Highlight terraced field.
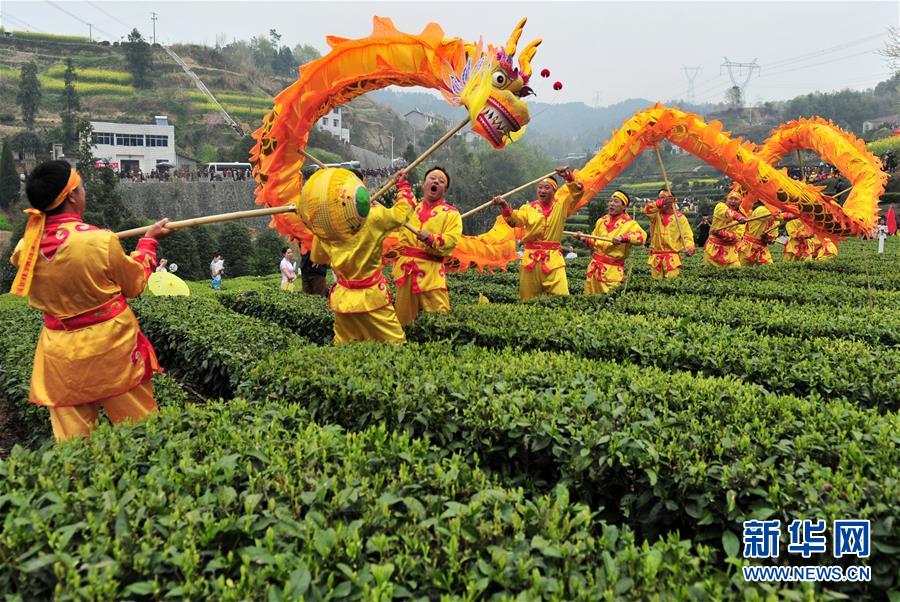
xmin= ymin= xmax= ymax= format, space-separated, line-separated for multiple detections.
xmin=0 ymin=238 xmax=897 ymax=600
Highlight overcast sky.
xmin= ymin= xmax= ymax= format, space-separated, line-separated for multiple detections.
xmin=2 ymin=1 xmax=897 ymax=106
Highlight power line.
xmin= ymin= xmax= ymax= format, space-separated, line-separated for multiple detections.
xmin=0 ymin=11 xmax=36 ymax=30
xmin=45 ymin=0 xmax=116 ymax=39
xmin=682 ymin=65 xmax=701 ymax=103
xmin=764 ymin=32 xmax=887 ymax=70
xmin=84 ymin=1 xmax=131 ymax=30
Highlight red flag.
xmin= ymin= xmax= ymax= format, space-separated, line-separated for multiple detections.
xmin=887 ymin=206 xmax=897 ymax=235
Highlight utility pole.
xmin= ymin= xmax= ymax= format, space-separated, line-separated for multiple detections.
xmin=88 ymin=23 xmax=92 ymax=42
xmin=720 ymin=57 xmax=760 ymax=108
xmin=151 ymin=12 xmax=157 ymax=45
xmin=682 ymin=65 xmax=700 ymax=104
xmin=388 ymin=131 xmax=394 ymax=167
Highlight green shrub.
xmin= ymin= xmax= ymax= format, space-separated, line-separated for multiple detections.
xmin=0 ymin=399 xmax=799 ymax=600
xmin=45 ymin=65 xmax=132 ymax=84
xmin=130 ymin=296 xmax=302 ymax=399
xmin=219 ymin=290 xmax=333 ymax=344
xmin=241 ymin=341 xmax=899 ymax=594
xmin=10 ymin=31 xmax=90 ymax=43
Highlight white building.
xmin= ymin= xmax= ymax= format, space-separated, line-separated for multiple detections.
xmin=316 ymin=106 xmax=350 ymax=143
xmin=89 ymin=116 xmax=176 ymax=174
xmin=403 ymin=108 xmax=448 ymax=132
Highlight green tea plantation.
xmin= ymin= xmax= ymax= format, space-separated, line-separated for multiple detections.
xmin=0 ymin=238 xmax=897 ymax=601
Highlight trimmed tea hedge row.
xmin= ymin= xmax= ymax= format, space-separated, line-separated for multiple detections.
xmin=240 ymin=341 xmax=899 ymax=593
xmin=218 ymin=290 xmax=333 ymax=343
xmin=222 ymin=291 xmax=899 ymax=409
xmin=407 ymin=305 xmax=899 ymax=409
xmin=130 ymin=297 xmax=302 ymax=399
xmin=0 ymin=299 xmax=48 ymax=446
xmin=0 ymin=400 xmax=779 ymax=600
xmin=533 ymin=291 xmax=900 ymax=347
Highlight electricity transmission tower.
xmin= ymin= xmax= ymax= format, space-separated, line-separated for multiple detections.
xmin=682 ymin=65 xmax=701 ymax=103
xmin=720 ymin=57 xmax=760 ymax=107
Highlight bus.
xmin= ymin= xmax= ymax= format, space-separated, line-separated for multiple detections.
xmin=206 ymin=162 xmax=252 ymax=174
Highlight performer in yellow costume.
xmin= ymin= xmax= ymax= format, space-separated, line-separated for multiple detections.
xmin=311 ymin=173 xmax=416 ymax=344
xmin=491 ymin=166 xmax=584 ymax=301
xmin=10 ymin=161 xmax=173 ymax=441
xmin=391 ymin=167 xmax=462 ymax=324
xmin=643 ymin=190 xmax=695 ymax=278
xmin=577 ymin=190 xmax=646 ymax=294
xmin=783 ymin=218 xmax=818 ymax=262
xmin=814 ymin=235 xmax=839 ymax=260
xmin=738 ymin=207 xmax=787 ymax=266
xmin=703 ymin=191 xmax=747 ymax=268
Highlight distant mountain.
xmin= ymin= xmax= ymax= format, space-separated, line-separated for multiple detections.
xmin=368 ymin=89 xmax=715 ymax=158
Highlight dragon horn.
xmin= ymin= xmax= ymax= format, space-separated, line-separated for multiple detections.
xmin=518 ymin=38 xmax=542 ymax=78
xmin=505 ymin=17 xmax=527 ymax=56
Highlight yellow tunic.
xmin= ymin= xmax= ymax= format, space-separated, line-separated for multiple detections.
xmin=391 ymin=198 xmax=462 ymax=324
xmin=643 ymin=199 xmax=695 ymax=278
xmin=814 ymin=236 xmax=838 ymax=260
xmin=739 ymin=206 xmax=780 ymax=266
xmin=783 ymin=219 xmax=818 ymax=262
xmin=503 ymin=182 xmax=584 ymax=300
xmin=312 ymin=184 xmax=416 ymax=343
xmin=703 ymin=202 xmax=747 ymax=268
xmin=10 ymin=214 xmax=160 ymax=409
xmin=583 ymin=213 xmax=646 ymax=295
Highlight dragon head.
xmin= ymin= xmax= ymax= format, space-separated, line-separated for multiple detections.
xmin=466 ymin=18 xmax=540 ymax=149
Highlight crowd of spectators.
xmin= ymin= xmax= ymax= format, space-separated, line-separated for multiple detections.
xmin=113 ymin=167 xmax=253 ymax=182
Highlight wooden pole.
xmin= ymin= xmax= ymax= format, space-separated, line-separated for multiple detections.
xmin=710 ymin=213 xmax=771 ymax=235
xmin=300 ymin=148 xmax=328 ymax=170
xmin=563 ymin=230 xmax=613 ymax=243
xmin=796 ymin=150 xmax=804 ymax=180
xmin=116 ymin=205 xmax=297 ymax=239
xmin=369 ymin=117 xmax=470 ymax=204
xmin=832 ymin=186 xmax=852 ymax=199
xmin=460 ymin=170 xmax=558 ymax=219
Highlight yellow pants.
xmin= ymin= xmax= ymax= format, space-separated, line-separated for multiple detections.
xmin=333 ymin=305 xmax=406 ymax=344
xmin=584 ymin=263 xmax=625 ymax=295
xmin=702 ymin=243 xmax=741 ymax=268
xmin=650 ymin=266 xmax=682 ymax=279
xmin=48 ymin=381 xmax=157 ymax=441
xmin=394 ymin=282 xmax=450 ymax=325
xmin=280 ymin=281 xmax=295 ymax=292
xmin=520 ymin=267 xmax=568 ymax=302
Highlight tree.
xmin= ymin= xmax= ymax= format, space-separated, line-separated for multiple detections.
xmin=83 ymin=167 xmax=129 ymax=230
xmin=292 ymin=44 xmax=321 ymax=66
xmin=16 ymin=63 xmax=42 ymax=129
xmin=273 ymin=46 xmax=297 ymax=77
xmin=196 ymin=143 xmax=218 ymax=164
xmin=124 ymin=29 xmax=153 ymax=88
xmin=61 ymin=59 xmax=80 ymax=148
xmin=0 ymin=219 xmax=27 ymax=293
xmin=878 ymin=26 xmax=899 ymax=75
xmin=725 ymin=86 xmax=742 ymax=108
xmin=252 ymin=229 xmax=286 ymax=275
xmin=0 ymin=139 xmax=20 ymax=211
xmin=217 ymin=223 xmax=254 ymax=277
xmin=158 ymin=229 xmax=201 ymax=280
xmin=192 ymin=225 xmax=219 ymax=269
xmin=74 ymin=119 xmax=95 ymax=183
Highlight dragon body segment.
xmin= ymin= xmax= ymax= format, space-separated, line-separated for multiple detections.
xmin=251 ymin=17 xmax=539 ymax=269
xmin=575 ymin=106 xmax=884 ymax=237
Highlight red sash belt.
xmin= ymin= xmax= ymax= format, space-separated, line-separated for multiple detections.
xmin=336 ymin=271 xmax=385 ymax=290
xmin=44 ymin=295 xmax=128 ymax=331
xmin=591 ymin=254 xmax=624 ymax=267
xmin=649 ymin=250 xmax=679 ymax=272
xmin=524 ymin=241 xmax=561 ymax=251
xmin=400 ymin=247 xmax=442 ymax=262
xmin=587 ymin=254 xmax=624 ymax=281
xmin=743 ymin=236 xmax=765 ymax=246
xmin=708 ymin=234 xmax=737 ymax=246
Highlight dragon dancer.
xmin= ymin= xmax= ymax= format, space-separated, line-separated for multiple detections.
xmin=643 ymin=190 xmax=695 ymax=279
xmin=783 ymin=217 xmax=819 ymax=262
xmin=9 ymin=161 xmax=172 ymax=441
xmin=703 ymin=191 xmax=747 ymax=268
xmin=738 ymin=207 xmax=788 ymax=266
xmin=310 ymin=173 xmax=416 ymax=344
xmin=390 ymin=167 xmax=462 ymax=325
xmin=577 ymin=190 xmax=646 ymax=294
xmin=814 ymin=235 xmax=839 ymax=260
xmin=491 ymin=166 xmax=585 ymax=301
